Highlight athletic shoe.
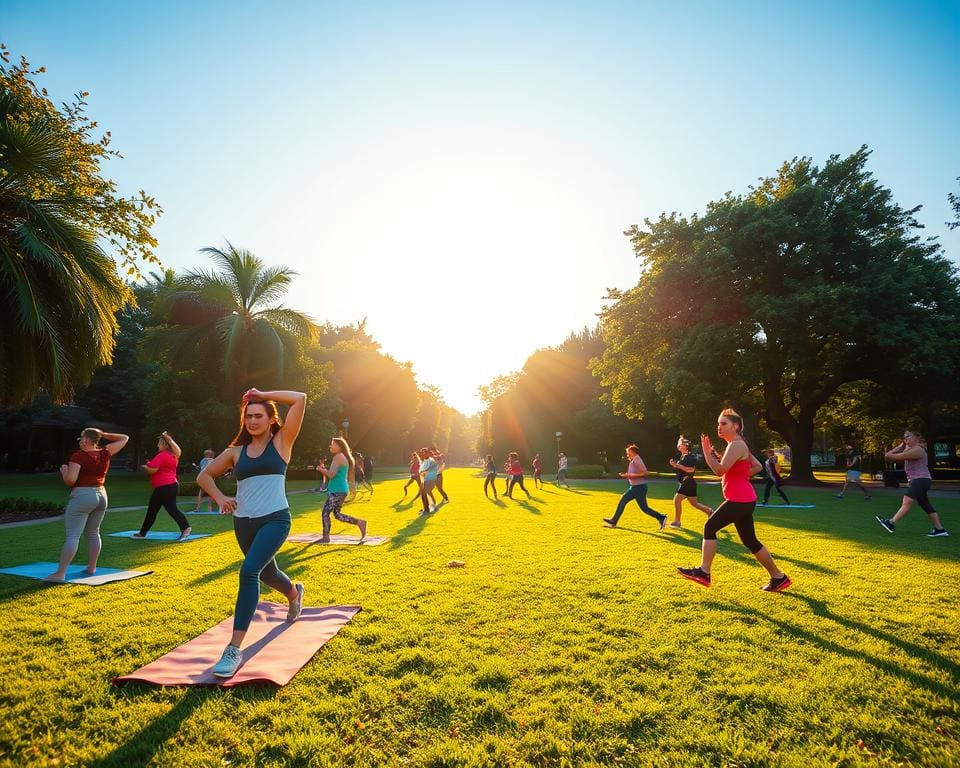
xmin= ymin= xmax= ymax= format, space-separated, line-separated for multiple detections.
xmin=927 ymin=529 xmax=950 ymax=538
xmin=176 ymin=526 xmax=192 ymax=542
xmin=658 ymin=514 xmax=667 ymax=531
xmin=876 ymin=516 xmax=895 ymax=534
xmin=602 ymin=517 xmax=617 ymax=528
xmin=835 ymin=494 xmax=844 ymax=500
xmin=287 ymin=582 xmax=304 ymax=622
xmin=677 ymin=566 xmax=711 ymax=587
xmin=212 ymin=645 xmax=243 ymax=678
xmin=864 ymin=496 xmax=872 ymax=501
xmin=131 ymin=533 xmax=146 ymax=539
xmin=761 ymin=574 xmax=792 ymax=592
xmin=668 ymin=522 xmax=682 ymax=529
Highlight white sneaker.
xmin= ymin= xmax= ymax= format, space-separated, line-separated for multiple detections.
xmin=212 ymin=645 xmax=243 ymax=678
xmin=177 ymin=526 xmax=192 ymax=542
xmin=287 ymin=582 xmax=304 ymax=622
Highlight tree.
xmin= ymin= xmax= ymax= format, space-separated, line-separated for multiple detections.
xmin=948 ymin=177 xmax=960 ymax=231
xmin=147 ymin=243 xmax=315 ymax=398
xmin=0 ymin=49 xmax=161 ymax=404
xmin=593 ymin=147 xmax=960 ymax=482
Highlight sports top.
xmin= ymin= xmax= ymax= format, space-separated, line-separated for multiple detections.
xmin=722 ymin=458 xmax=757 ymax=503
xmin=327 ymin=461 xmax=349 ymax=494
xmin=234 ymin=439 xmax=289 ymax=518
xmin=904 ymin=452 xmax=931 ymax=482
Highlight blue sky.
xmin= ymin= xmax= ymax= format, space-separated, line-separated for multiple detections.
xmin=6 ymin=0 xmax=959 ymax=414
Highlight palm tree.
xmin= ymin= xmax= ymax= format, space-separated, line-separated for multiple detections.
xmin=148 ymin=243 xmax=316 ymax=395
xmin=0 ymin=78 xmax=129 ymax=404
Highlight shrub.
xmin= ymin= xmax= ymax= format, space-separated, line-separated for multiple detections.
xmin=565 ymin=464 xmax=606 ymax=479
xmin=0 ymin=497 xmax=64 ymax=523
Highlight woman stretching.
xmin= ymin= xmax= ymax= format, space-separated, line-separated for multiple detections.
xmin=506 ymin=452 xmax=532 ymax=499
xmin=678 ymin=409 xmax=792 ymax=591
xmin=876 ymin=430 xmax=949 ymax=537
xmin=197 ymin=388 xmax=308 ymax=679
xmin=134 ymin=431 xmax=191 ymax=541
xmin=604 ymin=444 xmax=666 ymax=529
xmin=45 ymin=428 xmax=128 ymax=581
xmin=668 ymin=436 xmax=713 ymax=528
xmin=483 ymin=454 xmax=498 ymax=499
xmin=316 ymin=437 xmax=368 ymax=542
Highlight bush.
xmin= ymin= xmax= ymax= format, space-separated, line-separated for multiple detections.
xmin=565 ymin=464 xmax=606 ymax=479
xmin=0 ymin=497 xmax=64 ymax=523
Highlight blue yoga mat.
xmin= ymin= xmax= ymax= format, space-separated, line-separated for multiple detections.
xmin=109 ymin=530 xmax=212 ymax=541
xmin=0 ymin=562 xmax=153 ymax=585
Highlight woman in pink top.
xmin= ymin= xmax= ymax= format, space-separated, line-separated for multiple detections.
xmin=678 ymin=408 xmax=791 ymax=591
xmin=603 ymin=444 xmax=667 ymax=529
xmin=876 ymin=430 xmax=948 ymax=537
xmin=134 ymin=431 xmax=192 ymax=540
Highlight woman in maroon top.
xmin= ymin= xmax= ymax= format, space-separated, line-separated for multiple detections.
xmin=45 ymin=427 xmax=129 ymax=581
xmin=134 ymin=431 xmax=191 ymax=540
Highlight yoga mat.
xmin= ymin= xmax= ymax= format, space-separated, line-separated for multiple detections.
xmin=287 ymin=533 xmax=388 ymax=546
xmin=113 ymin=602 xmax=361 ymax=687
xmin=109 ymin=530 xmax=211 ymax=541
xmin=755 ymin=504 xmax=815 ymax=509
xmin=0 ymin=562 xmax=153 ymax=585
xmin=186 ymin=510 xmax=223 ymax=516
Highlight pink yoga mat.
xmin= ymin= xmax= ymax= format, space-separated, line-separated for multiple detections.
xmin=112 ymin=602 xmax=360 ymax=687
xmin=287 ymin=533 xmax=388 ymax=546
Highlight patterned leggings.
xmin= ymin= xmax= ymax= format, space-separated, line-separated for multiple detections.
xmin=322 ymin=492 xmax=360 ymax=536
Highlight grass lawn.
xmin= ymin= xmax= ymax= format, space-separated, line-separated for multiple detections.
xmin=0 ymin=470 xmax=957 ymax=767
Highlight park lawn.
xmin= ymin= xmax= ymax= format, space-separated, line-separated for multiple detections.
xmin=0 ymin=474 xmax=319 ymax=509
xmin=0 ymin=470 xmax=957 ymax=768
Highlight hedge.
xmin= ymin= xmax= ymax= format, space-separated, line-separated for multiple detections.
xmin=565 ymin=464 xmax=606 ymax=479
xmin=0 ymin=497 xmax=64 ymax=524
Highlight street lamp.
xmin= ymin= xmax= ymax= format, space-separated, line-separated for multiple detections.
xmin=555 ymin=431 xmax=562 ymax=455
xmin=341 ymin=418 xmax=350 ymax=439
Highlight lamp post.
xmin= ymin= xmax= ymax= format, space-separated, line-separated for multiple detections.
xmin=555 ymin=431 xmax=562 ymax=456
xmin=341 ymin=418 xmax=350 ymax=440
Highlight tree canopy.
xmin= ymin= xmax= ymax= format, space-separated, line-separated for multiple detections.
xmin=593 ymin=147 xmax=960 ymax=481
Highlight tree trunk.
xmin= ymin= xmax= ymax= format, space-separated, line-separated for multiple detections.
xmin=762 ymin=386 xmax=819 ymax=484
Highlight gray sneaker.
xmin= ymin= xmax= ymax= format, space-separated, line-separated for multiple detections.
xmin=927 ymin=529 xmax=949 ymax=538
xmin=212 ymin=645 xmax=243 ymax=678
xmin=287 ymin=582 xmax=304 ymax=622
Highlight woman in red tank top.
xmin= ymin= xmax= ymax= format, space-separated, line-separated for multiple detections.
xmin=677 ymin=408 xmax=792 ymax=592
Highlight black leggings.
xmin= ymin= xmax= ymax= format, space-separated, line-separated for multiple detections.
xmin=436 ymin=472 xmax=449 ymax=501
xmin=703 ymin=500 xmax=763 ymax=553
xmin=507 ymin=475 xmax=529 ymax=496
xmin=906 ymin=478 xmax=937 ymax=515
xmin=139 ymin=482 xmax=189 ymax=534
xmin=762 ymin=477 xmax=789 ymax=504
xmin=483 ymin=473 xmax=498 ymax=497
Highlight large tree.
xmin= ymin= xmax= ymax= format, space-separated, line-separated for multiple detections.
xmin=0 ymin=49 xmax=161 ymax=404
xmin=593 ymin=147 xmax=960 ymax=482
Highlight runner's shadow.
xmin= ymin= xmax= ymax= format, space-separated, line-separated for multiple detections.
xmin=487 ymin=498 xmax=507 ymax=508
xmin=391 ymin=499 xmax=418 ymax=511
xmin=389 ymin=512 xmax=430 ymax=549
xmin=515 ymin=500 xmax=541 ymax=515
xmin=707 ymin=599 xmax=958 ymax=696
xmin=186 ymin=558 xmax=243 ymax=587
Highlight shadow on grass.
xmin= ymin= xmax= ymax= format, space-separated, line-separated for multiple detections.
xmin=708 ymin=598 xmax=959 ymax=696
xmin=388 ymin=512 xmax=430 ymax=550
xmin=391 ymin=498 xmax=419 ymax=511
xmin=94 ymin=685 xmax=277 ymax=768
xmin=486 ymin=498 xmax=507 ymax=508
xmin=186 ymin=558 xmax=243 ymax=588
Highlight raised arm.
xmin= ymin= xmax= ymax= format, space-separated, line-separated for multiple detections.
xmin=161 ymin=431 xmax=182 ymax=459
xmin=701 ymin=435 xmax=750 ymax=475
xmin=99 ymin=431 xmax=130 ymax=457
xmin=243 ymin=388 xmax=306 ymax=459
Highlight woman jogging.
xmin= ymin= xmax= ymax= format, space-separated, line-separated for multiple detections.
xmin=556 ymin=452 xmax=569 ymax=488
xmin=197 ymin=388 xmax=309 ymax=679
xmin=134 ymin=431 xmax=191 ymax=540
xmin=836 ymin=443 xmax=871 ymax=501
xmin=316 ymin=438 xmax=368 ymax=541
xmin=45 ymin=428 xmax=128 ymax=582
xmin=876 ymin=430 xmax=949 ymax=537
xmin=678 ymin=408 xmax=792 ymax=591
xmin=506 ymin=452 xmax=531 ymax=499
xmin=402 ymin=451 xmax=422 ymax=497
xmin=760 ymin=449 xmax=790 ymax=506
xmin=603 ymin=444 xmax=667 ymax=530
xmin=483 ymin=454 xmax=498 ymax=499
xmin=667 ymin=436 xmax=713 ymax=528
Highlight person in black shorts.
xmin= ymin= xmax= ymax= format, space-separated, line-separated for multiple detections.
xmin=759 ymin=449 xmax=790 ymax=505
xmin=836 ymin=443 xmax=871 ymax=500
xmin=667 ymin=436 xmax=713 ymax=528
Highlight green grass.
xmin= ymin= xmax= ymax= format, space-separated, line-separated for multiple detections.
xmin=0 ymin=470 xmax=957 ymax=767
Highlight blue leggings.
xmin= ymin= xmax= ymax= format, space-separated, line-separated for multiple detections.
xmin=232 ymin=509 xmax=293 ymax=632
xmin=610 ymin=484 xmax=660 ymax=525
